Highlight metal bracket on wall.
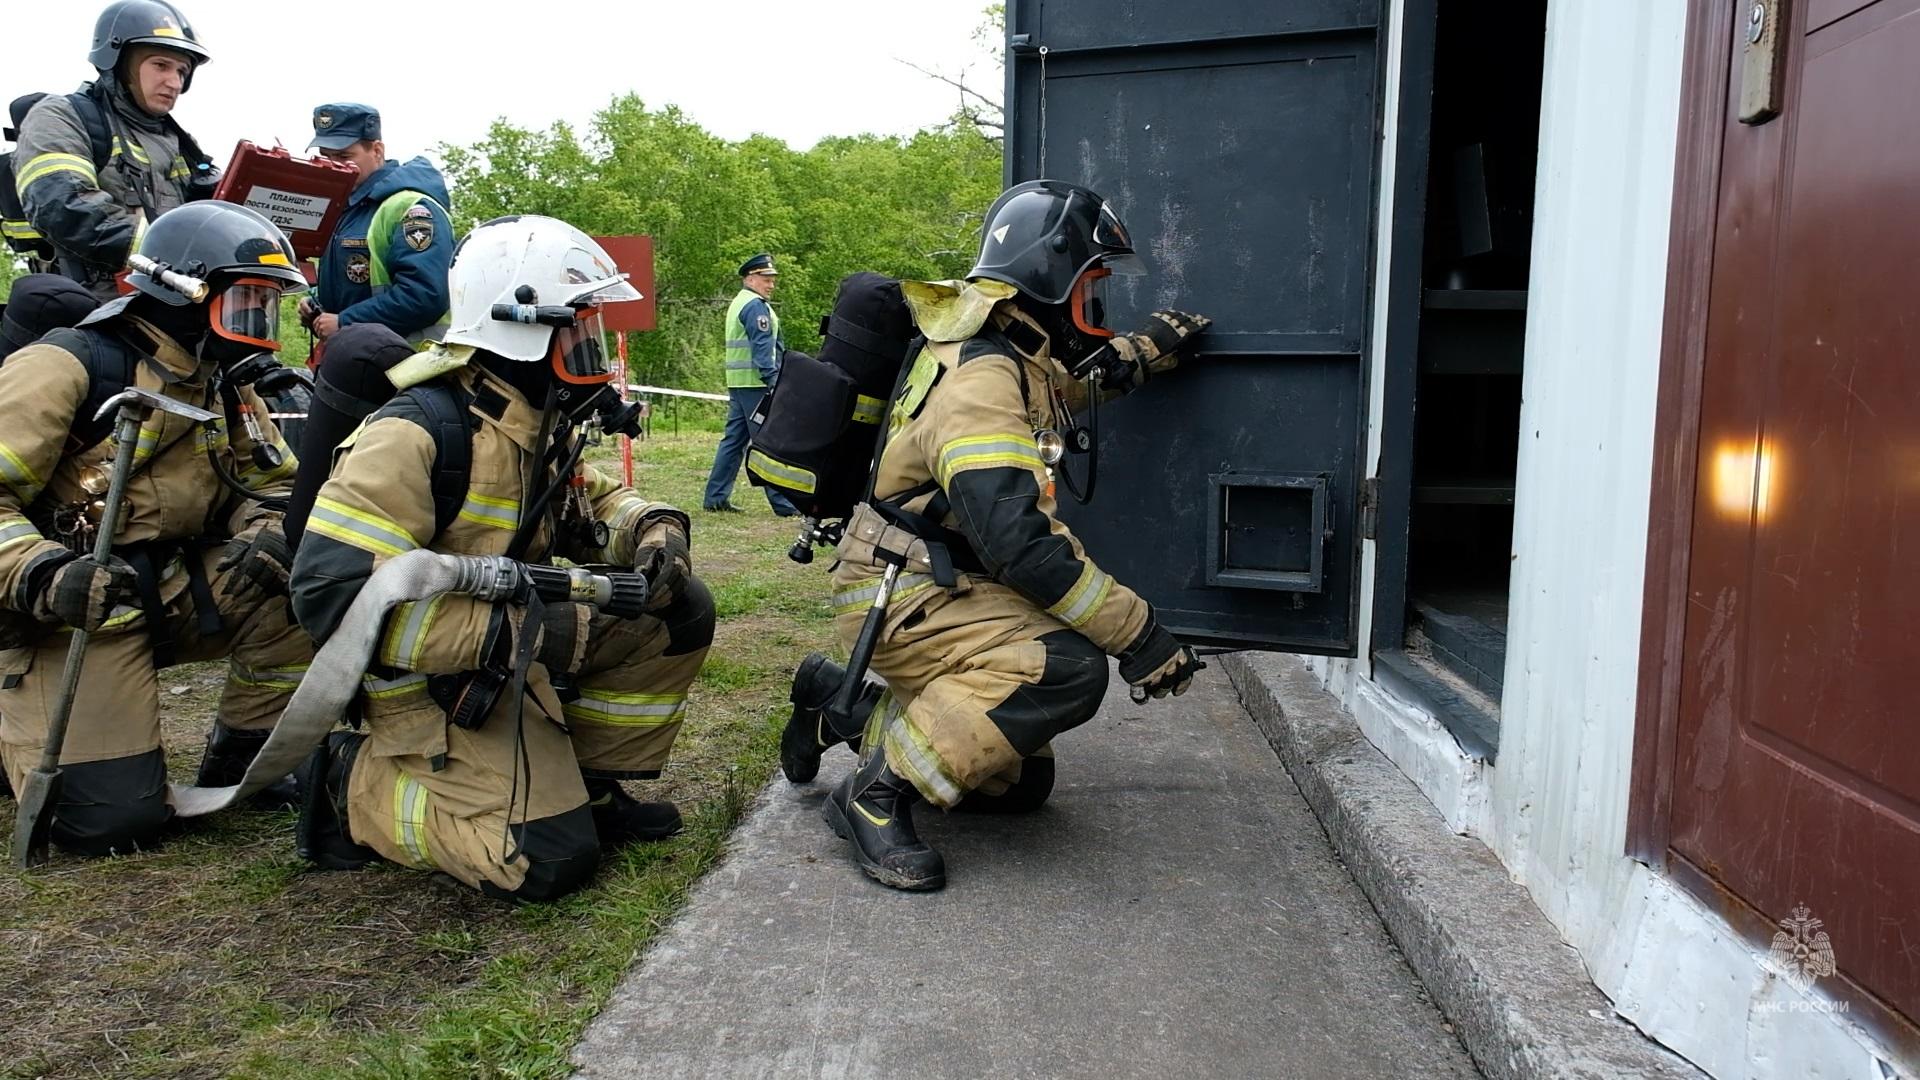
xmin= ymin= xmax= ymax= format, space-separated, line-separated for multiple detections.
xmin=1359 ymin=475 xmax=1380 ymax=540
xmin=1739 ymin=0 xmax=1790 ymax=124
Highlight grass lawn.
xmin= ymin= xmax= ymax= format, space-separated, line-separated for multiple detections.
xmin=0 ymin=424 xmax=836 ymax=1078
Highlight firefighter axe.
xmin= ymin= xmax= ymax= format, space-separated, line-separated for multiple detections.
xmin=13 ymin=388 xmax=217 ymax=867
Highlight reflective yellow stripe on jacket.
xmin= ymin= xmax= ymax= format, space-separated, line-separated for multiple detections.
xmin=14 ymin=152 xmax=97 ymax=193
xmin=934 ymin=434 xmax=1045 ymax=488
xmin=307 ymin=496 xmax=419 ymax=557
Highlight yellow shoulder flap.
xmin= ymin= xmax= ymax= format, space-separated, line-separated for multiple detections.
xmin=385 ymin=343 xmax=475 ymax=391
xmin=900 ymin=278 xmax=1018 ymax=343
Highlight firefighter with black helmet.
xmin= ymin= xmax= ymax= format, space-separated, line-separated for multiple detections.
xmin=786 ymin=179 xmax=1211 ymax=891
xmin=11 ymin=0 xmax=219 ymax=300
xmin=0 ymin=200 xmax=311 ymax=856
xmin=288 ymin=216 xmax=715 ymax=903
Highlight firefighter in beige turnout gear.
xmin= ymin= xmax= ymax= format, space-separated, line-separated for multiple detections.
xmin=289 ymin=216 xmax=714 ymax=902
xmin=790 ymin=180 xmax=1210 ymax=890
xmin=0 ymin=200 xmax=309 ymax=855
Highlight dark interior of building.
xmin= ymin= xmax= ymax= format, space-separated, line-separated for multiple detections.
xmin=1399 ymin=1 xmax=1548 ymax=730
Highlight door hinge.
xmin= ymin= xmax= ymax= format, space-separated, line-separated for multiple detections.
xmin=1358 ymin=476 xmax=1380 ymax=540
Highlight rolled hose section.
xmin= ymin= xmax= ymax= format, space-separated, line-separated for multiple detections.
xmin=170 ymin=551 xmax=523 ymax=817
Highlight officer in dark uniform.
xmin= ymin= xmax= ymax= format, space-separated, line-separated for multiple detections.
xmin=296 ymin=103 xmax=453 ymax=345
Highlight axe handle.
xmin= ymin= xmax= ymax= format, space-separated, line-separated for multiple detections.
xmin=826 ymin=562 xmax=899 ymax=727
xmin=30 ymin=408 xmax=144 ymax=775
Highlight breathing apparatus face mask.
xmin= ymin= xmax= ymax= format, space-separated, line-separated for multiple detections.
xmin=201 ymin=278 xmax=285 ymax=379
xmin=550 ymin=305 xmax=611 ymax=386
xmin=541 ymin=301 xmax=623 ymax=424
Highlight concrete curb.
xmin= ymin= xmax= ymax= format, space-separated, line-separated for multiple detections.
xmin=1220 ymin=651 xmax=1703 ymax=1080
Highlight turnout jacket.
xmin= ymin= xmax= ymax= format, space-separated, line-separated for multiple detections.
xmin=831 ymin=301 xmax=1150 ymax=655
xmin=13 ymin=83 xmax=202 ymax=299
xmin=0 ymin=317 xmax=296 ymax=627
xmin=290 ymin=363 xmax=677 ymax=721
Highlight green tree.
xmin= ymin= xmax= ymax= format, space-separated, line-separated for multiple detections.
xmin=439 ymin=95 xmax=1002 ymax=393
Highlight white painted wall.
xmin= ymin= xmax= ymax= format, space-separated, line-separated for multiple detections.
xmin=1310 ymin=2 xmax=1911 ymax=1075
xmin=1493 ymin=0 xmax=1684 ymax=960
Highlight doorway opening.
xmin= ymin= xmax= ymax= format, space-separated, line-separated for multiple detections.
xmin=1378 ymin=1 xmax=1547 ymax=760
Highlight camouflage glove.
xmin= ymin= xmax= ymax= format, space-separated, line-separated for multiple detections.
xmin=29 ymin=553 xmax=138 ymax=632
xmin=1116 ymin=615 xmax=1205 ymax=700
xmin=633 ymin=508 xmax=692 ymax=610
xmin=1101 ymin=310 xmax=1213 ymax=392
xmin=537 ymin=601 xmax=592 ymax=677
xmin=216 ymin=524 xmax=293 ymax=600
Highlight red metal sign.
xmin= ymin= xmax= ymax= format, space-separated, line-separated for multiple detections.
xmin=592 ymin=235 xmax=656 ymax=332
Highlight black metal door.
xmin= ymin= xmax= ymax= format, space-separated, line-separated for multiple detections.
xmin=1006 ymin=0 xmax=1387 ymax=654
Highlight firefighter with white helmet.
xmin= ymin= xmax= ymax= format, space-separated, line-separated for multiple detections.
xmin=289 ymin=215 xmax=713 ymax=902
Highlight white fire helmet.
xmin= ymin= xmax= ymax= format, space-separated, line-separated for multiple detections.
xmin=442 ymin=215 xmax=642 ymax=364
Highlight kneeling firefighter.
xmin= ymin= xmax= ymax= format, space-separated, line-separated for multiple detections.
xmin=0 ymin=201 xmax=310 ymax=855
xmin=787 ymin=179 xmax=1210 ymax=891
xmin=288 ymin=215 xmax=714 ymax=902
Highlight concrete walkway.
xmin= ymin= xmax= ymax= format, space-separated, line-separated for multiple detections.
xmin=572 ymin=666 xmax=1480 ymax=1079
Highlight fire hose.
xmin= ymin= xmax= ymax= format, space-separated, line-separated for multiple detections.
xmin=170 ymin=551 xmax=646 ymax=817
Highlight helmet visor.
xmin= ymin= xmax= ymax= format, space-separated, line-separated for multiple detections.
xmin=550 ymin=306 xmax=614 ymax=385
xmin=208 ymin=278 xmax=283 ymax=350
xmin=558 ymin=243 xmax=643 ymax=307
xmin=1068 ymin=267 xmax=1115 ymax=339
xmin=1094 ymin=202 xmax=1145 ymax=277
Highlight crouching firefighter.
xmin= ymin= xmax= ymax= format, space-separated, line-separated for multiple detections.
xmin=786 ymin=179 xmax=1211 ymax=891
xmin=0 ymin=201 xmax=310 ymax=856
xmin=288 ymin=216 xmax=715 ymax=903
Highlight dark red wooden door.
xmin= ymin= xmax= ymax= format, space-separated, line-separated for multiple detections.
xmin=1672 ymin=0 xmax=1920 ymax=1024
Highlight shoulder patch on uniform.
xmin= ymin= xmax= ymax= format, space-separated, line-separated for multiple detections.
xmin=755 ymin=314 xmax=770 ymax=333
xmin=403 ymin=218 xmax=435 ymax=253
xmin=403 ymin=204 xmax=434 ymax=221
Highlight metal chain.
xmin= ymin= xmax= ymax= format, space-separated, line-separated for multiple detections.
xmin=1038 ymin=45 xmax=1050 ymax=175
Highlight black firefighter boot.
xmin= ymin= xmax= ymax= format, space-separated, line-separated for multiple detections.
xmin=295 ymin=731 xmax=377 ymax=870
xmin=584 ymin=776 xmax=683 ymax=846
xmin=196 ymin=724 xmax=300 ymax=809
xmin=822 ymin=749 xmax=946 ymax=891
xmin=781 ymin=652 xmax=880 ymax=783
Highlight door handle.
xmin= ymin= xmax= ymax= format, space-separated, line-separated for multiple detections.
xmin=1740 ymin=0 xmax=1790 ymax=124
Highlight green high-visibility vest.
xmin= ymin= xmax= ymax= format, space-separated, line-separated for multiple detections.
xmin=723 ymin=287 xmax=779 ymax=388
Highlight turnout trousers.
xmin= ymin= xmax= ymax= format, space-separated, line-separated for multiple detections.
xmin=0 ymin=545 xmax=315 ymax=854
xmin=342 ymin=576 xmax=714 ymax=897
xmin=832 ymin=577 xmax=1107 ymax=808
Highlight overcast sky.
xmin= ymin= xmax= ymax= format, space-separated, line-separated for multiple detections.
xmin=11 ymin=1 xmax=1003 ymax=160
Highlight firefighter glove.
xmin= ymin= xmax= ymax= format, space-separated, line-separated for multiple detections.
xmin=1103 ymin=310 xmax=1213 ymax=392
xmin=216 ymin=525 xmax=293 ymax=600
xmin=537 ymin=601 xmax=592 ymax=676
xmin=634 ymin=509 xmax=692 ymax=609
xmin=30 ymin=553 xmax=138 ymax=632
xmin=1117 ymin=615 xmax=1204 ymax=699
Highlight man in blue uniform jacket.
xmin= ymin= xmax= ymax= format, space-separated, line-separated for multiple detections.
xmin=297 ymin=103 xmax=452 ymax=344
